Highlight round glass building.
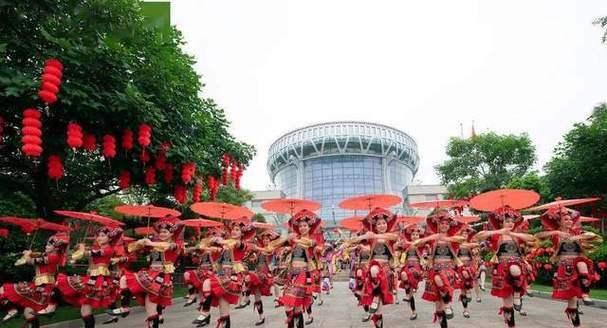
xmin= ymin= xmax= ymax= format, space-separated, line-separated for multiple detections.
xmin=267 ymin=121 xmax=419 ymax=225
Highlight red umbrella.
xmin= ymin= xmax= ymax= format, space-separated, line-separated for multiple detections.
xmin=339 ymin=194 xmax=402 ymax=210
xmin=55 ymin=210 xmax=125 ymax=227
xmin=580 ymin=216 xmax=601 ymax=223
xmin=261 ymin=199 xmax=321 ymax=215
xmin=408 ymin=199 xmax=468 ymax=209
xmin=339 ymin=220 xmax=363 ymax=231
xmin=470 ymin=189 xmax=539 ymax=212
xmin=454 ymin=215 xmax=481 ymax=224
xmin=191 ymin=202 xmax=253 ymax=220
xmin=134 ymin=226 xmax=155 ymax=236
xmin=396 ymin=216 xmax=426 ymax=225
xmin=182 ymin=218 xmax=223 ymax=228
xmin=0 ymin=217 xmax=69 ymax=233
xmin=526 ymin=198 xmax=601 ymax=212
xmin=251 ymin=222 xmax=276 ymax=230
xmin=114 ymin=205 xmax=181 ymax=218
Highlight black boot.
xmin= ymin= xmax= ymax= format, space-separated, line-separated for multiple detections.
xmin=27 ymin=317 xmax=40 ymax=328
xmin=566 ymin=307 xmax=581 ymax=327
xmin=435 ymin=311 xmax=447 ymax=328
xmin=147 ymin=315 xmax=160 ymax=328
xmin=409 ymin=296 xmax=417 ymax=320
xmin=216 ymin=315 xmax=230 ymax=328
xmin=371 ymin=314 xmax=383 ymax=328
xmin=296 ymin=312 xmax=305 ymax=328
xmin=286 ymin=310 xmax=294 ymax=328
xmin=461 ymin=295 xmax=470 ymax=318
xmin=83 ymin=315 xmax=95 ymax=328
xmin=501 ymin=306 xmax=515 ymax=328
xmin=254 ymin=301 xmax=265 ymax=326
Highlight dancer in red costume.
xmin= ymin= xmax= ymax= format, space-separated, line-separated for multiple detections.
xmin=454 ymin=225 xmax=479 ymax=319
xmin=270 ymin=209 xmax=322 ymax=328
xmin=474 ymin=206 xmax=535 ymax=328
xmin=193 ymin=220 xmax=255 ymax=328
xmin=352 ymin=208 xmax=399 ymax=328
xmin=0 ymin=233 xmax=68 ymax=328
xmin=56 ymin=226 xmax=122 ymax=328
xmin=109 ymin=216 xmax=184 ymax=328
xmin=183 ymin=228 xmax=223 ymax=310
xmin=396 ymin=224 xmax=426 ymax=321
xmin=244 ymin=228 xmax=280 ymax=326
xmin=103 ymin=235 xmax=137 ymax=325
xmin=414 ymin=210 xmax=463 ymax=328
xmin=536 ymin=207 xmax=602 ymax=327
xmin=342 ymin=230 xmax=372 ymax=322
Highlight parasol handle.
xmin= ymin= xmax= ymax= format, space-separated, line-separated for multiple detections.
xmin=27 ymin=228 xmax=40 ymax=251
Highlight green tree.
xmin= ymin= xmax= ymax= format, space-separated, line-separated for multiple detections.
xmin=435 ymin=132 xmax=536 ymax=198
xmin=252 ymin=213 xmax=267 ymax=223
xmin=0 ymin=0 xmax=254 ymax=218
xmin=544 ymin=104 xmax=607 ymax=201
xmin=506 ymin=172 xmax=550 ymax=201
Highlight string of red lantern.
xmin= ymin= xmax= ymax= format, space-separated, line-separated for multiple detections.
xmin=66 ymin=122 xmax=83 ymax=149
xmin=174 ymin=184 xmax=187 ymax=204
xmin=192 ymin=181 xmax=203 ymax=202
xmin=21 ymin=108 xmax=43 ymax=157
xmin=119 ymin=170 xmax=131 ymax=189
xmin=144 ymin=167 xmax=156 ymax=186
xmin=163 ymin=164 xmax=174 ymax=184
xmin=155 ymin=150 xmax=167 ymax=170
xmin=181 ymin=162 xmax=196 ymax=184
xmin=38 ymin=59 xmax=63 ymax=105
xmin=138 ymin=124 xmax=152 ymax=154
xmin=102 ymin=134 xmax=116 ymax=159
xmin=47 ymin=155 xmax=64 ymax=180
xmin=83 ymin=133 xmax=96 ymax=152
xmin=140 ymin=150 xmax=151 ymax=163
xmin=122 ymin=129 xmax=134 ymax=152
xmin=208 ymin=176 xmax=218 ymax=200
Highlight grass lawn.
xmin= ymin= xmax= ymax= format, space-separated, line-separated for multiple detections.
xmin=530 ymin=283 xmax=607 ymax=301
xmin=2 ymin=287 xmax=186 ymax=328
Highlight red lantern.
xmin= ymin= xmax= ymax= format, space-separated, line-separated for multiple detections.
xmin=83 ymin=133 xmax=97 ymax=152
xmin=0 ymin=116 xmax=5 ymax=144
xmin=193 ymin=181 xmax=203 ymax=202
xmin=122 ymin=129 xmax=134 ymax=151
xmin=140 ymin=150 xmax=151 ymax=163
xmin=208 ymin=176 xmax=218 ymax=200
xmin=174 ymin=184 xmax=187 ymax=204
xmin=181 ymin=162 xmax=196 ymax=184
xmin=155 ymin=151 xmax=167 ymax=170
xmin=102 ymin=134 xmax=117 ymax=159
xmin=119 ymin=170 xmax=131 ymax=189
xmin=163 ymin=164 xmax=174 ymax=184
xmin=138 ymin=124 xmax=152 ymax=148
xmin=543 ymin=263 xmax=553 ymax=271
xmin=598 ymin=261 xmax=607 ymax=271
xmin=144 ymin=167 xmax=156 ymax=186
xmin=66 ymin=122 xmax=83 ymax=149
xmin=21 ymin=108 xmax=43 ymax=157
xmin=47 ymin=155 xmax=64 ymax=180
xmin=160 ymin=142 xmax=171 ymax=152
xmin=38 ymin=58 xmax=63 ymax=105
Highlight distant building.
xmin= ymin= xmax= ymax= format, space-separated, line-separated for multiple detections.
xmin=244 ymin=190 xmax=287 ymax=226
xmin=267 ymin=121 xmax=420 ymax=225
xmin=403 ymin=184 xmax=448 ymax=216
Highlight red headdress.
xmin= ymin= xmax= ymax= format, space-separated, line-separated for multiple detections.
xmin=226 ymin=219 xmax=256 ymax=241
xmin=487 ymin=206 xmax=524 ymax=230
xmin=457 ymin=224 xmax=477 ymax=242
xmin=95 ymin=226 xmax=124 ymax=246
xmin=47 ymin=232 xmax=69 ymax=252
xmin=425 ymin=209 xmax=462 ymax=235
xmin=540 ymin=207 xmax=581 ymax=232
xmin=362 ymin=207 xmax=397 ymax=233
xmin=153 ymin=215 xmax=184 ymax=240
xmin=289 ymin=209 xmax=322 ymax=235
xmin=204 ymin=227 xmax=227 ymax=238
xmin=258 ymin=229 xmax=280 ymax=242
xmin=402 ymin=223 xmax=423 ymax=242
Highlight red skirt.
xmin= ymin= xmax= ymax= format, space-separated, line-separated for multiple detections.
xmin=455 ymin=261 xmax=477 ymax=290
xmin=310 ymin=270 xmax=321 ymax=294
xmin=272 ymin=267 xmax=289 ymax=286
xmin=360 ymin=260 xmax=394 ymax=306
xmin=1 ymin=282 xmax=52 ymax=312
xmin=552 ymin=257 xmax=596 ymax=300
xmin=422 ymin=262 xmax=457 ymax=302
xmin=279 ymin=268 xmax=313 ymax=308
xmin=184 ymin=267 xmax=214 ymax=291
xmin=399 ymin=262 xmax=424 ymax=291
xmin=247 ymin=268 xmax=273 ymax=297
xmin=124 ymin=269 xmax=173 ymax=307
xmin=208 ymin=269 xmax=243 ymax=306
xmin=491 ymin=258 xmax=528 ymax=299
xmin=56 ymin=274 xmax=116 ymax=309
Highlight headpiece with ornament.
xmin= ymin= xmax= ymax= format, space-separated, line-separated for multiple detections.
xmin=425 ymin=209 xmax=463 ymax=235
xmin=362 ymin=207 xmax=397 ymax=233
xmin=540 ymin=207 xmax=581 ymax=232
xmin=288 ymin=209 xmax=322 ymax=235
xmin=153 ymin=215 xmax=184 ymax=240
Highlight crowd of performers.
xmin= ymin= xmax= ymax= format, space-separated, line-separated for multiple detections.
xmin=0 ymin=190 xmax=605 ymax=328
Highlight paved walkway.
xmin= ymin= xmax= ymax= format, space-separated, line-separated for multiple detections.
xmin=48 ymin=281 xmax=606 ymax=327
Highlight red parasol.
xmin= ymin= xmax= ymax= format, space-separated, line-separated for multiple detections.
xmin=182 ymin=218 xmax=223 ymax=228
xmin=54 ymin=210 xmax=125 ymax=227
xmin=134 ymin=227 xmax=155 ymax=236
xmin=408 ymin=199 xmax=468 ymax=209
xmin=580 ymin=216 xmax=601 ymax=223
xmin=454 ymin=215 xmax=481 ymax=224
xmin=251 ymin=222 xmax=276 ymax=230
xmin=526 ymin=197 xmax=601 ymax=212
xmin=0 ymin=217 xmax=70 ymax=233
xmin=114 ymin=205 xmax=181 ymax=218
xmin=339 ymin=220 xmax=363 ymax=231
xmin=396 ymin=216 xmax=425 ymax=225
xmin=338 ymin=194 xmax=402 ymax=211
xmin=191 ymin=202 xmax=253 ymax=220
xmin=470 ymin=189 xmax=539 ymax=212
xmin=261 ymin=199 xmax=321 ymax=215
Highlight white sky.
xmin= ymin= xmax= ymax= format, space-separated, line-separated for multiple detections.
xmin=170 ymin=0 xmax=607 ymax=191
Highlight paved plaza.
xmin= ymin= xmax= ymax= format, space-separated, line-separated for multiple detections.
xmin=47 ymin=281 xmax=606 ymax=328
